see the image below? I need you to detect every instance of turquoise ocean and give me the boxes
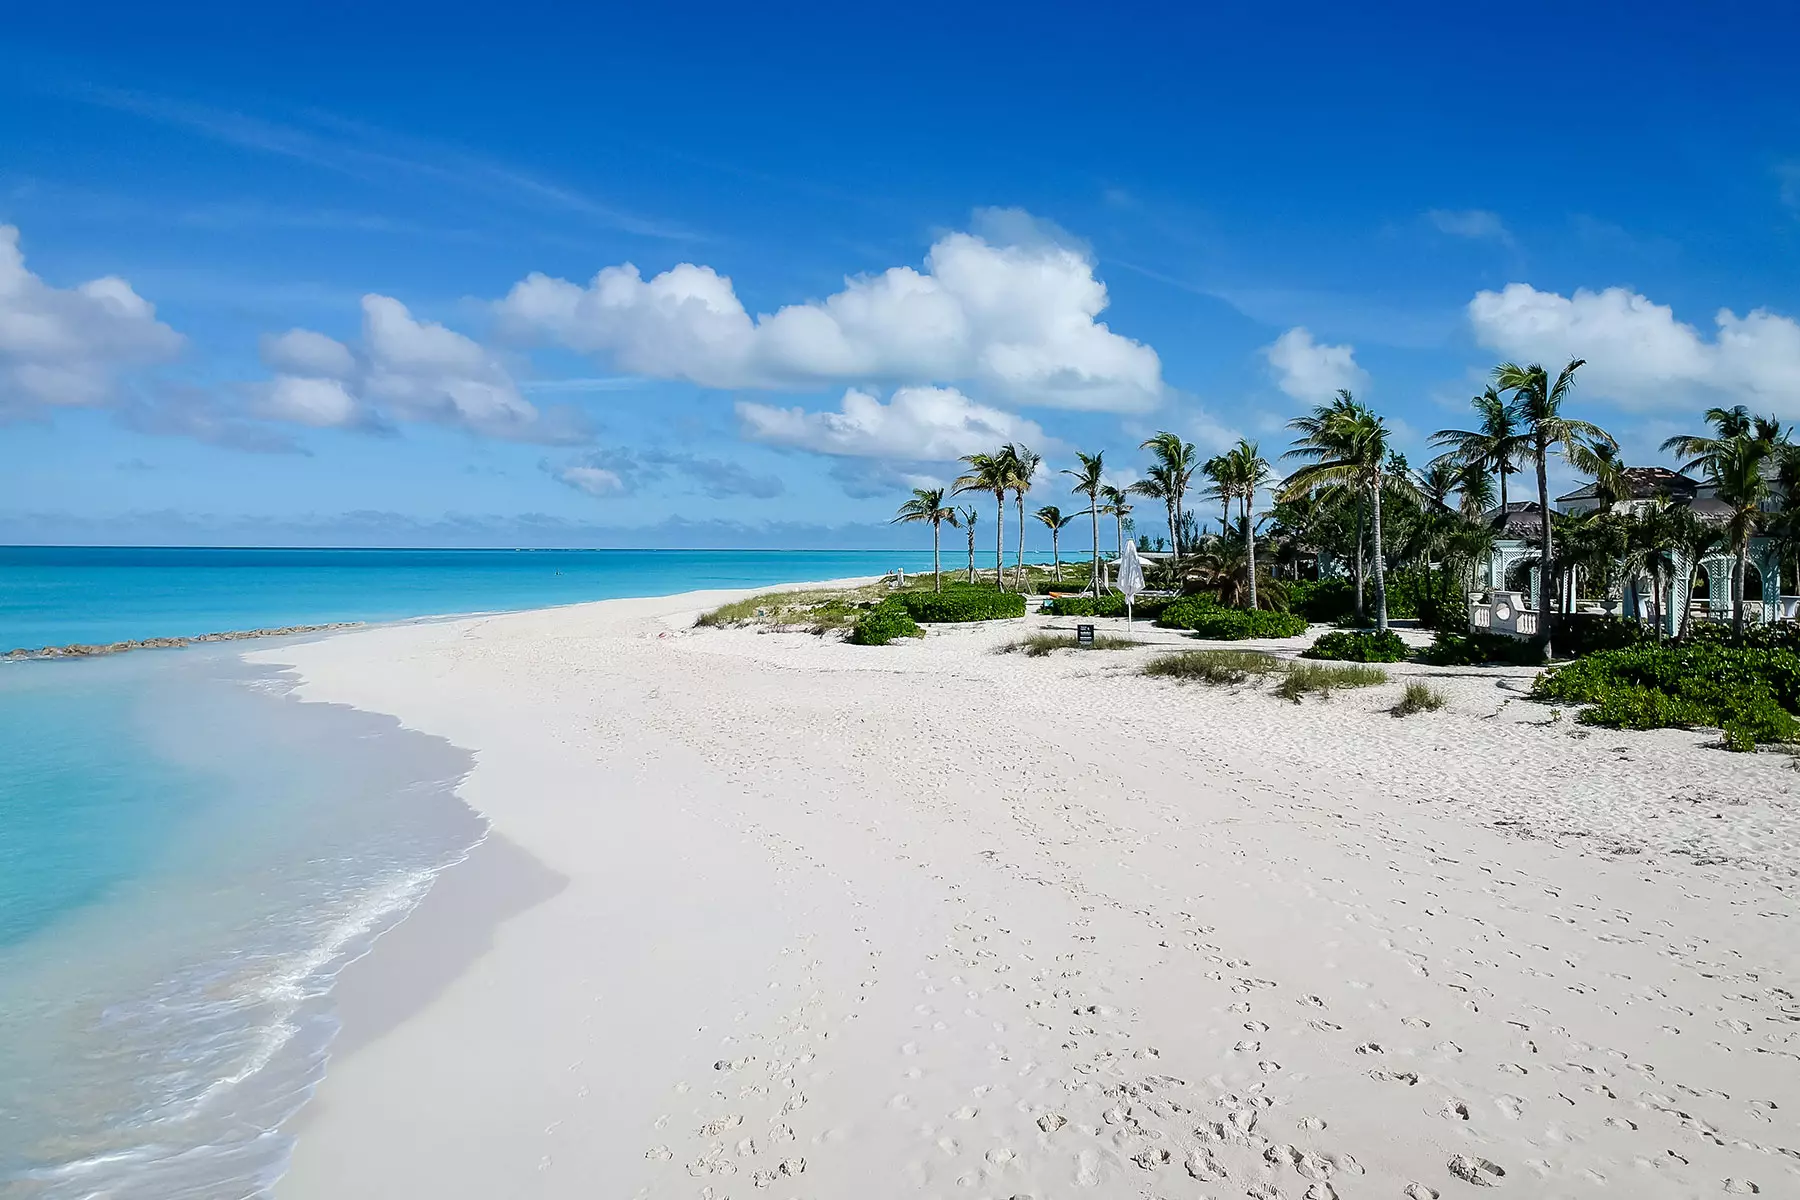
[0,546,948,1197]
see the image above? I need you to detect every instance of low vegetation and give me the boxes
[1274,662,1388,703]
[1043,593,1172,620]
[847,599,924,646]
[1156,596,1308,640]
[1531,640,1800,750]
[897,585,1027,623]
[998,632,1140,657]
[1391,681,1447,717]
[695,588,873,632]
[1419,628,1546,667]
[1142,649,1285,684]
[1303,628,1410,662]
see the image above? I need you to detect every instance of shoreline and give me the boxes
[251,579,1799,1199]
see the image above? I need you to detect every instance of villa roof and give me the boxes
[1555,467,1699,504]
[1485,501,1543,535]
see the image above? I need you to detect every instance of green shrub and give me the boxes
[1682,619,1800,652]
[897,587,1026,623]
[1158,599,1308,640]
[1274,662,1387,702]
[1143,649,1285,684]
[847,599,923,645]
[1531,642,1800,749]
[1287,578,1356,623]
[1420,629,1546,666]
[1044,593,1172,620]
[1558,612,1653,658]
[1000,632,1140,656]
[1303,629,1410,662]
[1391,681,1447,716]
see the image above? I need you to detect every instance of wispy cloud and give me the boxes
[1424,208,1514,246]
[67,84,697,241]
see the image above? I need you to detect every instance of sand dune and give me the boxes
[256,587,1800,1199]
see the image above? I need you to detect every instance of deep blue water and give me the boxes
[0,546,955,650]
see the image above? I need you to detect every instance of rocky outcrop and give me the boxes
[4,623,364,661]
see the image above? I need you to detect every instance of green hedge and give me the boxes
[898,587,1026,623]
[1044,593,1171,620]
[847,599,923,645]
[1531,642,1800,750]
[1557,613,1653,658]
[1287,579,1356,623]
[1303,629,1410,662]
[1158,598,1308,640]
[1419,629,1545,666]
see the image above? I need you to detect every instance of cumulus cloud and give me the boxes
[495,212,1163,412]
[1426,209,1513,244]
[256,296,588,442]
[736,385,1048,461]
[1263,327,1369,401]
[548,448,783,501]
[0,224,182,419]
[1467,283,1800,415]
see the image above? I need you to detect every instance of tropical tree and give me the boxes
[1200,454,1232,534]
[1663,407,1786,632]
[1064,451,1106,595]
[1668,504,1728,638]
[1431,386,1523,512]
[1138,432,1199,559]
[954,452,1010,589]
[891,487,955,591]
[1221,439,1273,609]
[1128,466,1176,565]
[1284,390,1383,625]
[1454,459,1497,522]
[1005,443,1040,591]
[1492,359,1614,657]
[950,505,981,583]
[1101,484,1132,577]
[1034,506,1075,582]
[1619,499,1681,638]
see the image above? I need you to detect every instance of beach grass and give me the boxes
[1142,649,1285,684]
[999,632,1141,657]
[696,587,880,633]
[1274,662,1388,702]
[1391,680,1448,716]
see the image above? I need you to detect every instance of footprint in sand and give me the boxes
[1495,1095,1524,1119]
[1404,1185,1440,1200]
[1447,1155,1506,1186]
[1444,1099,1471,1121]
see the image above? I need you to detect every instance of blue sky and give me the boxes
[4,2,1799,547]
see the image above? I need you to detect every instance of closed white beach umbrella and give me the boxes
[1118,540,1146,627]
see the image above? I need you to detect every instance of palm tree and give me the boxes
[1101,485,1132,578]
[1128,465,1178,567]
[1455,459,1497,522]
[1620,498,1681,637]
[954,452,1010,589]
[1286,390,1376,623]
[1663,408,1786,632]
[1492,359,1614,657]
[1200,454,1232,535]
[891,487,955,591]
[1668,504,1728,638]
[1034,506,1075,581]
[1139,432,1198,560]
[1004,443,1040,591]
[1282,395,1403,630]
[1063,451,1106,596]
[1431,387,1524,512]
[1223,439,1273,609]
[950,505,981,583]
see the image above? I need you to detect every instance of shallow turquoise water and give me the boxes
[0,546,953,650]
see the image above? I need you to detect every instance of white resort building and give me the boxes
[1472,467,1793,638]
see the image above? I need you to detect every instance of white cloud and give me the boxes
[0,224,182,418]
[260,327,355,378]
[1426,209,1512,244]
[256,296,587,442]
[1467,282,1800,415]
[546,448,784,501]
[496,212,1163,412]
[1263,327,1369,402]
[557,463,627,496]
[737,385,1048,461]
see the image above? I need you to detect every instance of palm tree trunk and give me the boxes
[994,494,1005,590]
[1535,434,1555,657]
[1245,497,1259,611]
[1371,481,1389,631]
[1089,497,1100,596]
[1353,495,1366,622]
[932,521,942,592]
[1734,543,1749,634]
[1015,494,1026,592]
[1052,529,1061,581]
[967,532,976,583]
[1498,466,1508,513]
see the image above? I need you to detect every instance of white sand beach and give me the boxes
[254,585,1800,1200]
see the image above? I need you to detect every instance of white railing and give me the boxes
[1469,590,1535,640]
[1471,604,1492,628]
[1515,610,1539,637]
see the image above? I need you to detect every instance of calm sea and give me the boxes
[0,546,952,1196]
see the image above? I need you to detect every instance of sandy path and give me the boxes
[259,593,1800,1200]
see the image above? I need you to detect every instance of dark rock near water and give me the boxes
[4,623,363,661]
